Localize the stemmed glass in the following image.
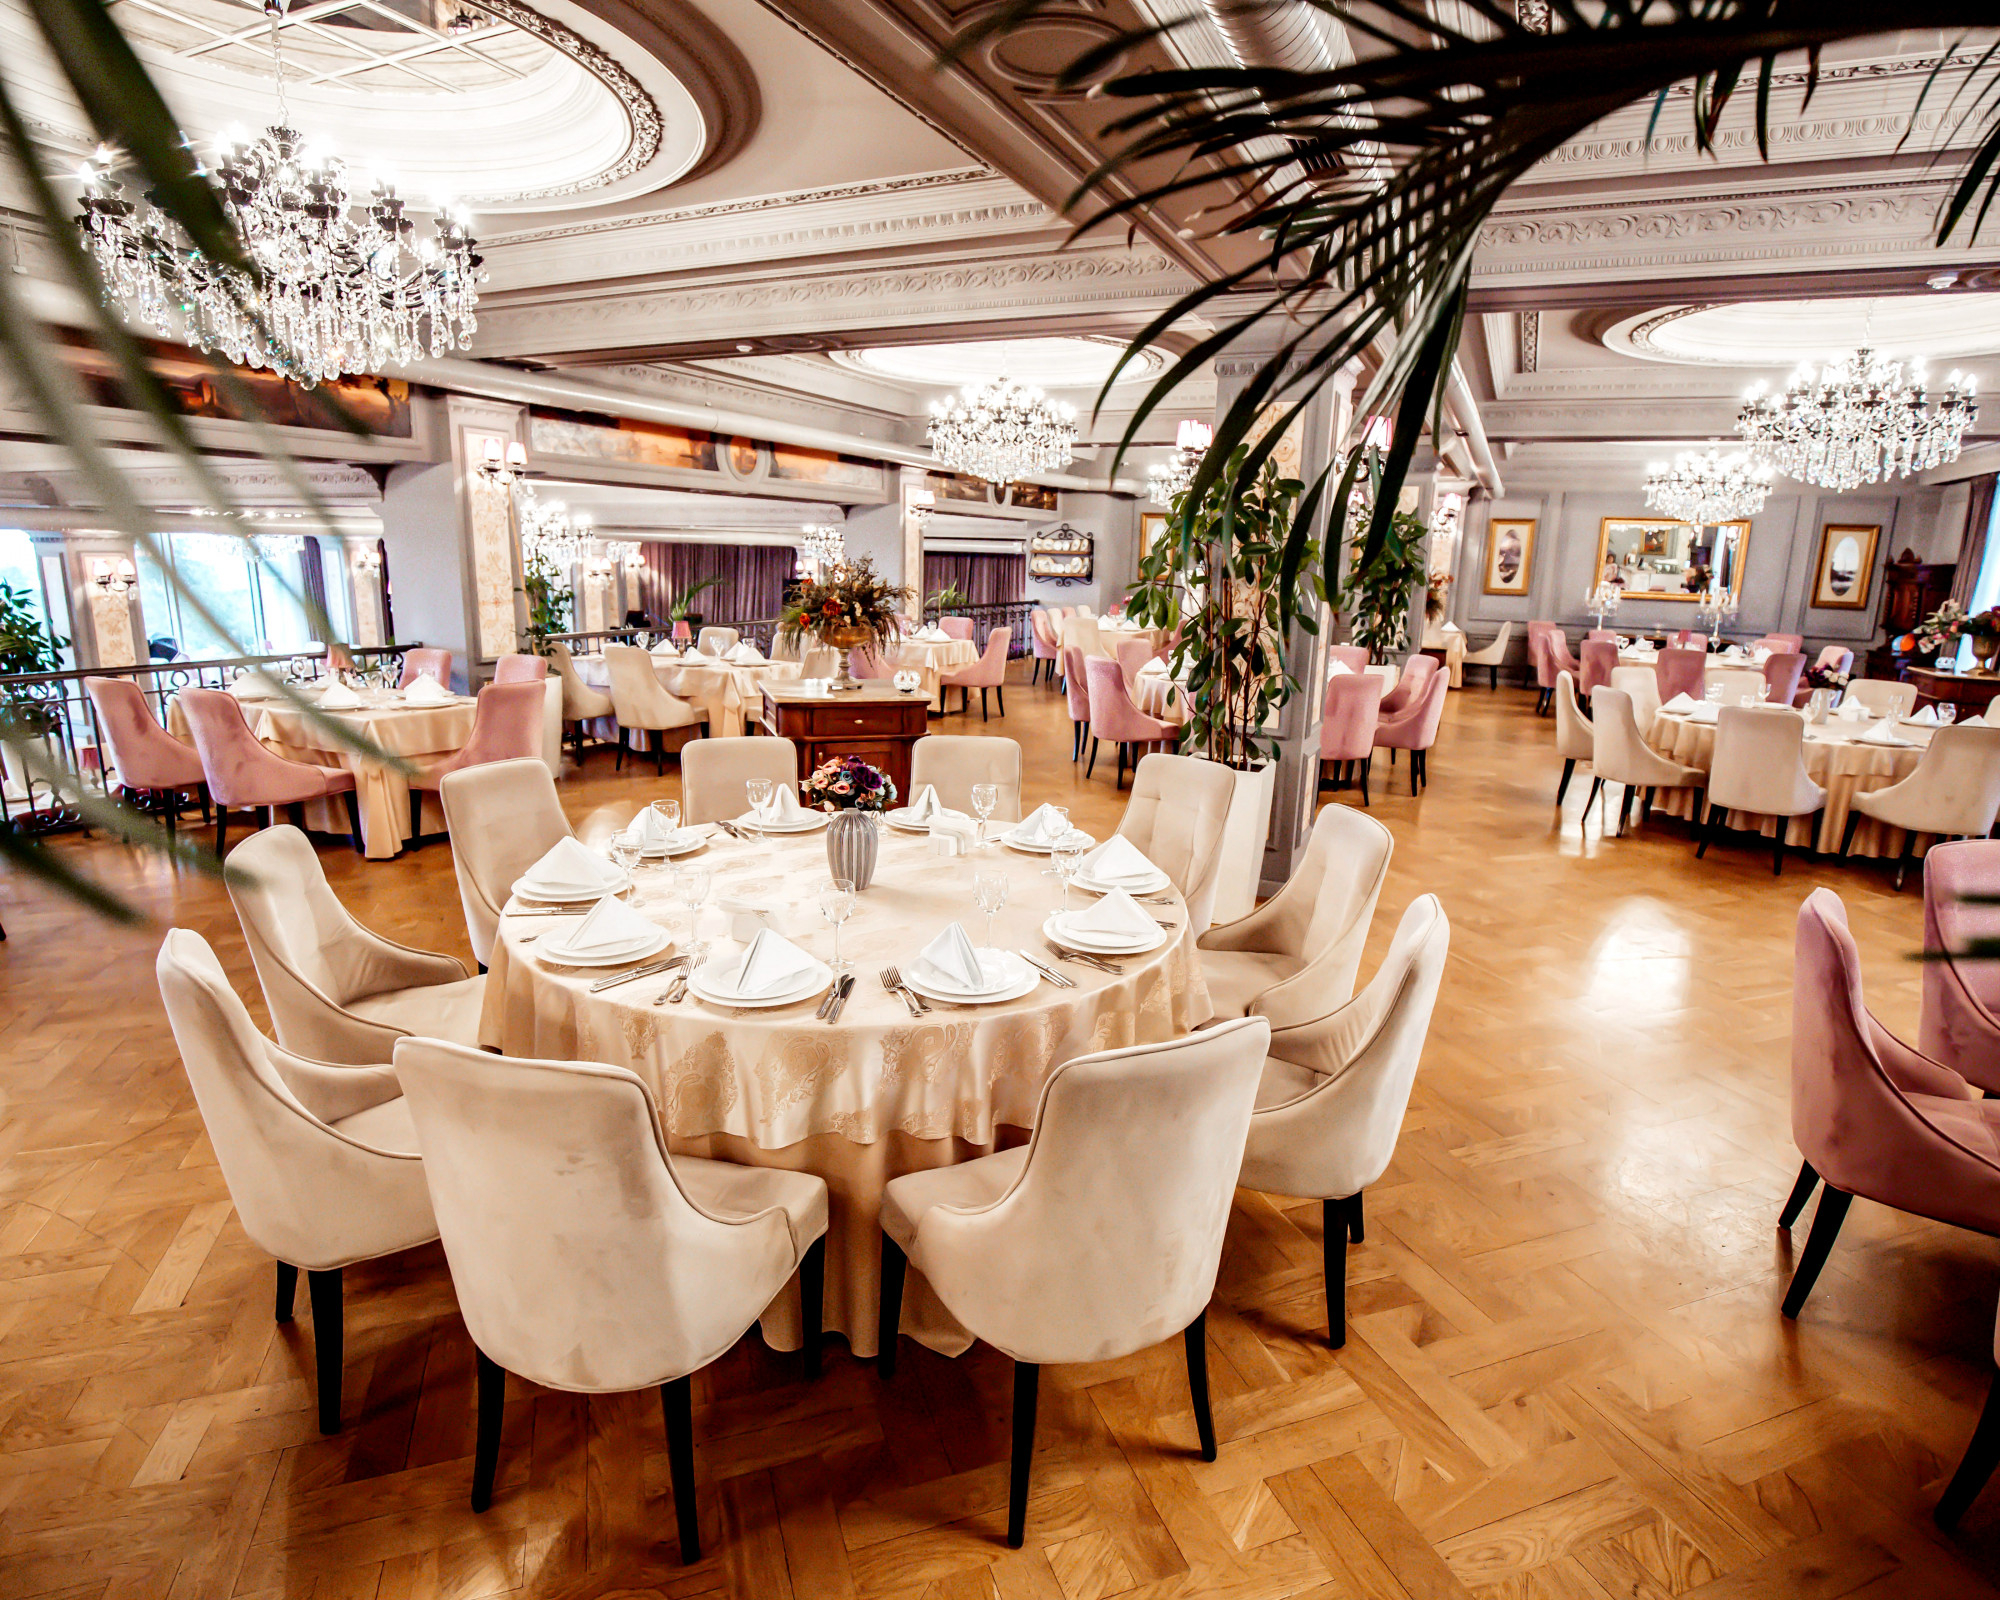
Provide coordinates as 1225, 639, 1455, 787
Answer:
745, 778, 773, 836
973, 868, 1009, 948
1052, 840, 1084, 915
820, 878, 856, 973
970, 784, 998, 849
1041, 804, 1070, 875
651, 798, 681, 840
608, 837, 640, 902
673, 864, 711, 965
1939, 704, 1959, 726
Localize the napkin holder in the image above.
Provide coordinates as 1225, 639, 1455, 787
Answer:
720, 896, 779, 943
929, 816, 977, 857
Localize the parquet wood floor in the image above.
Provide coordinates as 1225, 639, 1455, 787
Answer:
4, 669, 1999, 1598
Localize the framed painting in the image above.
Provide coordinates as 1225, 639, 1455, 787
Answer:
1483, 518, 1536, 595
1812, 523, 1881, 610
1138, 512, 1169, 579
1595, 517, 1749, 600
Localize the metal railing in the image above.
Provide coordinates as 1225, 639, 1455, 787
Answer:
542, 617, 781, 657
920, 600, 1034, 657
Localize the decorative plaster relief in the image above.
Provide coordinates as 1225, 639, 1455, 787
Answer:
88, 587, 137, 668
466, 472, 519, 659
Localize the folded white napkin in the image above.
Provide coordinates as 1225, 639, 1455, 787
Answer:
919, 626, 949, 642
1964, 712, 1987, 728
916, 922, 986, 990
679, 645, 705, 662
228, 674, 272, 699
404, 674, 453, 705
520, 836, 626, 897
1661, 692, 1700, 715
621, 806, 677, 853
928, 816, 977, 854
1138, 658, 1167, 677
317, 680, 362, 710
725, 641, 764, 665
1910, 704, 1941, 726
557, 893, 660, 957
1328, 659, 1353, 677
763, 786, 810, 824
1065, 887, 1159, 941
1684, 702, 1720, 724
1860, 718, 1911, 745
907, 784, 942, 822
730, 928, 817, 997
1013, 803, 1071, 846
1081, 835, 1161, 887
1836, 697, 1870, 721
651, 639, 679, 657
1753, 649, 1771, 665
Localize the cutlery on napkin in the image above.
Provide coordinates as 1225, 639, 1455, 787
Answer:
726, 928, 818, 998
1062, 887, 1162, 944
914, 922, 991, 993
1079, 835, 1162, 889
516, 836, 628, 899
548, 894, 660, 960
316, 680, 363, 710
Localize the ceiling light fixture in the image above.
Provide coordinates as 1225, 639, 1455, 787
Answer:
799, 523, 845, 577
1642, 447, 1774, 525
927, 374, 1076, 486
1147, 420, 1213, 506
516, 486, 590, 570
74, 0, 480, 387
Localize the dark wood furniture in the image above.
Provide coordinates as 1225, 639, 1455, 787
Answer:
761, 684, 928, 797
1865, 553, 1956, 681
1908, 667, 2000, 719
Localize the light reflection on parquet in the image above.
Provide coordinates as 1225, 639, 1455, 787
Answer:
3, 668, 2000, 1598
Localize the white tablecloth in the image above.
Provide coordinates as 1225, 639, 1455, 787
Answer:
575, 654, 800, 740
892, 637, 980, 697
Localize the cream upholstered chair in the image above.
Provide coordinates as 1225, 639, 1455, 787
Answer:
1939, 1297, 2000, 1527
1115, 752, 1237, 932
1696, 705, 1825, 875
1709, 666, 1767, 706
909, 734, 1022, 822
1461, 620, 1513, 689
696, 626, 739, 656
1607, 664, 1660, 738
1586, 685, 1704, 836
1843, 677, 1918, 719
1197, 804, 1392, 1026
440, 758, 573, 970
876, 1018, 1269, 1547
1552, 670, 1594, 807
156, 929, 436, 1434
226, 825, 486, 1064
680, 736, 800, 825
604, 643, 707, 775
1241, 895, 1449, 1346
800, 645, 838, 680
391, 1037, 828, 1563
1842, 724, 2000, 889
548, 641, 613, 753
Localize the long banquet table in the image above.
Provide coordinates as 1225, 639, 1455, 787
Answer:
479, 823, 1212, 1358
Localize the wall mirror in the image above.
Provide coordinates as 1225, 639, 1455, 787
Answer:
1595, 517, 1750, 600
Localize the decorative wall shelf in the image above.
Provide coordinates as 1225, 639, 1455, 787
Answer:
1028, 523, 1093, 586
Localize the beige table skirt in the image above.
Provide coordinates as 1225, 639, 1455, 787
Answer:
479, 827, 1211, 1356
1133, 671, 1190, 724
892, 638, 980, 697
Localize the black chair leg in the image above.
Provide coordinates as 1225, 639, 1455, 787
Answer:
656, 737, 666, 776
1556, 758, 1575, 806
1840, 811, 1861, 858
615, 731, 625, 772
1695, 802, 1719, 859
342, 791, 364, 855
308, 1267, 343, 1434
800, 1236, 826, 1381
471, 1348, 505, 1511
1117, 743, 1126, 789
1773, 826, 1786, 877
1583, 776, 1602, 828
1938, 1370, 2000, 1527
1360, 757, 1370, 808
877, 1236, 907, 1379
1007, 1362, 1039, 1548
662, 1374, 700, 1563
1411, 757, 1420, 796
275, 1261, 298, 1322
980, 688, 989, 721
1347, 1191, 1365, 1243
1781, 1186, 1853, 1319
1184, 1313, 1217, 1462
1777, 1160, 1819, 1228
996, 687, 1005, 717
1894, 834, 1917, 892
1086, 738, 1099, 778
408, 789, 424, 849
1324, 1196, 1348, 1348
215, 808, 229, 857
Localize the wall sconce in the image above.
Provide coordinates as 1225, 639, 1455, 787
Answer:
477, 437, 528, 485
91, 556, 137, 595
352, 545, 383, 578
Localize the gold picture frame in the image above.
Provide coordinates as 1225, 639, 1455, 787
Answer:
1811, 523, 1881, 610
1595, 517, 1750, 602
1138, 512, 1169, 580
1483, 518, 1536, 595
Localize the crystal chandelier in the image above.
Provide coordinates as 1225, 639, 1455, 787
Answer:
1738, 348, 1977, 491
74, 1, 480, 387
799, 523, 845, 577
928, 374, 1076, 485
517, 486, 590, 570
1642, 448, 1774, 525
1147, 420, 1213, 506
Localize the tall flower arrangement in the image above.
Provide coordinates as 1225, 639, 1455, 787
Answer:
777, 557, 911, 654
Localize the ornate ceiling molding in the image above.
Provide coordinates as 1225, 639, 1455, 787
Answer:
585, 0, 759, 188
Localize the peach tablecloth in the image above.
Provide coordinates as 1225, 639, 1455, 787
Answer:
575, 654, 800, 740
892, 637, 980, 697
479, 825, 1211, 1357
1645, 711, 1930, 857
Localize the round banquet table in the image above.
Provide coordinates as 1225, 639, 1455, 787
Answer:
169, 687, 475, 858
1097, 624, 1165, 655
574, 653, 799, 741
1644, 710, 1932, 857
891, 637, 980, 697
1132, 667, 1189, 723
478, 823, 1212, 1358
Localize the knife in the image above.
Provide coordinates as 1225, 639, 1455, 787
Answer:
827, 973, 856, 1022
1016, 950, 1075, 987
815, 977, 841, 1021
588, 955, 685, 992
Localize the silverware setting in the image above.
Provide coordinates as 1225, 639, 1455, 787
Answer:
1016, 950, 1075, 988
713, 821, 746, 840
1043, 939, 1124, 975
826, 973, 856, 1023
589, 954, 688, 993
881, 966, 928, 1016
654, 973, 689, 1005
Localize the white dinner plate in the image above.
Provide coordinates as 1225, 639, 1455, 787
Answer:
903, 951, 1037, 1005
733, 811, 830, 834
621, 830, 705, 860
1043, 912, 1167, 955
511, 870, 632, 904
538, 925, 673, 968
1002, 828, 1096, 855
1072, 869, 1172, 897
686, 956, 833, 1009
884, 806, 969, 833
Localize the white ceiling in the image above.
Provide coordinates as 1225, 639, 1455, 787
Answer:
1606, 296, 2000, 367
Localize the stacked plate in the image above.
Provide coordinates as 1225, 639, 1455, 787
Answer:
512, 837, 631, 904
686, 951, 832, 1009
1071, 837, 1171, 897
885, 805, 969, 833
736, 808, 829, 834
537, 895, 672, 967
1043, 912, 1165, 957
903, 948, 1036, 1005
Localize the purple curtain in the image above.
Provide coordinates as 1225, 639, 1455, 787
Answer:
923, 550, 1027, 608
298, 537, 328, 632
1951, 474, 1998, 609
638, 541, 795, 625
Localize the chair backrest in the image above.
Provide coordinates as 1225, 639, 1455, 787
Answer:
85, 676, 204, 790
1844, 678, 1917, 718
1526, 622, 1556, 689
1327, 644, 1370, 676
680, 736, 800, 824
176, 687, 321, 811
1319, 671, 1381, 761
849, 646, 894, 680
1247, 804, 1394, 1029
1085, 653, 1166, 740
492, 653, 548, 684
392, 1037, 805, 1391
1404, 669, 1449, 749
604, 644, 696, 729
1587, 686, 1659, 785
1378, 653, 1439, 717
1672, 629, 1707, 649
1654, 647, 1707, 703
1117, 753, 1236, 930
911, 1017, 1270, 1365
696, 627, 739, 656
939, 616, 974, 640
1029, 610, 1059, 657
1709, 705, 1813, 814
399, 648, 452, 690
155, 928, 434, 1270
1814, 644, 1855, 675
1607, 665, 1659, 735
909, 735, 1022, 821
1061, 615, 1104, 657
451, 681, 547, 770
1115, 637, 1155, 687
1543, 628, 1579, 675
1882, 724, 2000, 837
1062, 645, 1092, 720
1579, 638, 1617, 695
225, 824, 401, 1033
1554, 671, 1593, 760
1243, 895, 1449, 1200
546, 641, 607, 722
1584, 629, 1615, 643
964, 627, 1011, 685
1758, 633, 1803, 653
1709, 667, 1767, 706
441, 758, 573, 967
800, 645, 837, 679
1923, 842, 2000, 1069
1761, 652, 1806, 706
1463, 620, 1513, 666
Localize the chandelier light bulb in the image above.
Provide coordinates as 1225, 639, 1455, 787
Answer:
927, 373, 1076, 485
1149, 417, 1214, 506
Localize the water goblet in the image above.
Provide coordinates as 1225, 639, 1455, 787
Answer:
819, 877, 856, 974
973, 867, 1009, 948
745, 778, 773, 835
1041, 804, 1071, 875
673, 864, 712, 961
1939, 704, 1959, 726
607, 836, 640, 901
970, 783, 998, 848
1052, 839, 1084, 914
652, 798, 681, 835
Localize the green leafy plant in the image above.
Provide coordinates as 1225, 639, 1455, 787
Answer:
519, 549, 572, 655
1340, 497, 1429, 664
925, 581, 970, 617
665, 574, 724, 622
0, 583, 67, 739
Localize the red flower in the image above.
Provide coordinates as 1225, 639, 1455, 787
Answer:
821, 598, 841, 616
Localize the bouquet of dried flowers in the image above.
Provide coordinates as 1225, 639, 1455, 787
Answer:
778, 557, 911, 654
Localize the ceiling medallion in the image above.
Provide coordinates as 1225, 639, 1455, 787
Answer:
1147, 420, 1212, 506
1738, 348, 1977, 490
927, 374, 1076, 486
1642, 448, 1773, 525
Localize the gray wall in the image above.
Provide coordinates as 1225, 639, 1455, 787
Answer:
378, 461, 472, 690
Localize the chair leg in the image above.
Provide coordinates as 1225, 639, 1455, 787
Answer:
1184, 1312, 1217, 1462
1411, 757, 1420, 796
1117, 743, 1126, 789
877, 1236, 907, 1380
661, 1374, 700, 1563
471, 1349, 505, 1512
656, 736, 666, 776
1695, 802, 1720, 859
215, 807, 229, 857
1324, 1196, 1348, 1348
1773, 824, 1786, 877
308, 1267, 343, 1434
1781, 1186, 1853, 1319
285, 800, 306, 832
1840, 811, 1861, 858
615, 730, 625, 772
275, 1261, 298, 1323
408, 788, 424, 849
996, 687, 1005, 716
1086, 737, 1099, 778
1360, 757, 1370, 808
1007, 1362, 1040, 1549
342, 791, 364, 855
800, 1235, 826, 1382
1777, 1160, 1819, 1229
1347, 1191, 1365, 1243
1556, 757, 1575, 806
980, 688, 989, 721
1894, 833, 1917, 892
1583, 776, 1602, 828
1938, 1369, 2000, 1527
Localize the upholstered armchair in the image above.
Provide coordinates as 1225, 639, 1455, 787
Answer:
177, 686, 362, 856
1586, 685, 1704, 835
1062, 644, 1092, 760
1116, 752, 1236, 931
603, 643, 707, 774
491, 653, 547, 683
1762, 651, 1806, 706
1607, 664, 1660, 737
1653, 647, 1707, 705
1374, 653, 1438, 720
439, 758, 573, 969
1696, 706, 1825, 875
1461, 620, 1512, 690
1028, 608, 1060, 684
938, 616, 975, 640
695, 626, 739, 655
1579, 638, 1617, 697
1373, 668, 1449, 794
910, 734, 1023, 821
1845, 726, 2000, 888
1921, 842, 2000, 1095
940, 627, 1012, 719
1551, 670, 1595, 809
1318, 671, 1381, 805
406, 680, 546, 848
1327, 644, 1370, 676
547, 641, 613, 753
1083, 654, 1174, 788
86, 675, 208, 830
680, 736, 800, 825
1527, 622, 1558, 715
1845, 678, 1917, 718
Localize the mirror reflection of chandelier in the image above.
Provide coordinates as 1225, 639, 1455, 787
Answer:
1147, 420, 1213, 506
799, 523, 845, 579
74, 0, 480, 387
1738, 346, 1977, 492
927, 374, 1076, 485
517, 486, 590, 570
1642, 448, 1774, 525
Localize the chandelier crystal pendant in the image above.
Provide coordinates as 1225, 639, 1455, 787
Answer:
74, 0, 480, 387
1737, 348, 1977, 491
798, 523, 846, 578
1642, 448, 1774, 525
927, 374, 1076, 485
1147, 420, 1213, 506
516, 486, 590, 571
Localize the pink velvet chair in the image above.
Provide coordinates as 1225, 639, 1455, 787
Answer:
1029, 609, 1060, 686
940, 628, 1011, 720
1755, 633, 1804, 653
1543, 627, 1580, 685
1083, 654, 1174, 789
1778, 888, 2000, 1319
1760, 651, 1805, 706
1585, 629, 1616, 643
1527, 623, 1558, 715
1376, 654, 1439, 721
1327, 645, 1370, 676
939, 616, 975, 641
398, 648, 452, 690
1921, 842, 2000, 1096
178, 687, 361, 857
1115, 637, 1155, 689
85, 677, 209, 834
1579, 639, 1617, 698
492, 653, 547, 684
1654, 647, 1707, 704
1672, 629, 1709, 649
848, 646, 894, 680
1373, 667, 1449, 794
1062, 645, 1092, 761
1813, 644, 1855, 676
1318, 671, 1381, 806
405, 681, 548, 849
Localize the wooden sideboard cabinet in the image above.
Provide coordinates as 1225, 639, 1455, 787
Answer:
761, 684, 929, 797
1865, 553, 1956, 680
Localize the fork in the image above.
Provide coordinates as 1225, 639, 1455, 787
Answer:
653, 972, 688, 1006
1044, 939, 1123, 975
881, 966, 927, 1016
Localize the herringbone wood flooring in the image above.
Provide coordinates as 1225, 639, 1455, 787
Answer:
4, 670, 1999, 1599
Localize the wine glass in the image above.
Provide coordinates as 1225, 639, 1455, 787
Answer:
973, 867, 1009, 948
673, 864, 711, 963
745, 778, 773, 835
1051, 839, 1084, 914
607, 836, 640, 901
819, 878, 856, 973
652, 797, 681, 837
970, 783, 998, 849
1041, 804, 1070, 876
1939, 704, 1958, 726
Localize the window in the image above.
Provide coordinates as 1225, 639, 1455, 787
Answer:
0, 531, 73, 669
136, 532, 318, 660
1958, 492, 2000, 667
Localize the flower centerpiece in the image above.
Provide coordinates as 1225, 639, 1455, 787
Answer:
802, 754, 897, 889
1803, 660, 1852, 693
1969, 608, 2000, 674
778, 557, 912, 687
1911, 599, 1970, 667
